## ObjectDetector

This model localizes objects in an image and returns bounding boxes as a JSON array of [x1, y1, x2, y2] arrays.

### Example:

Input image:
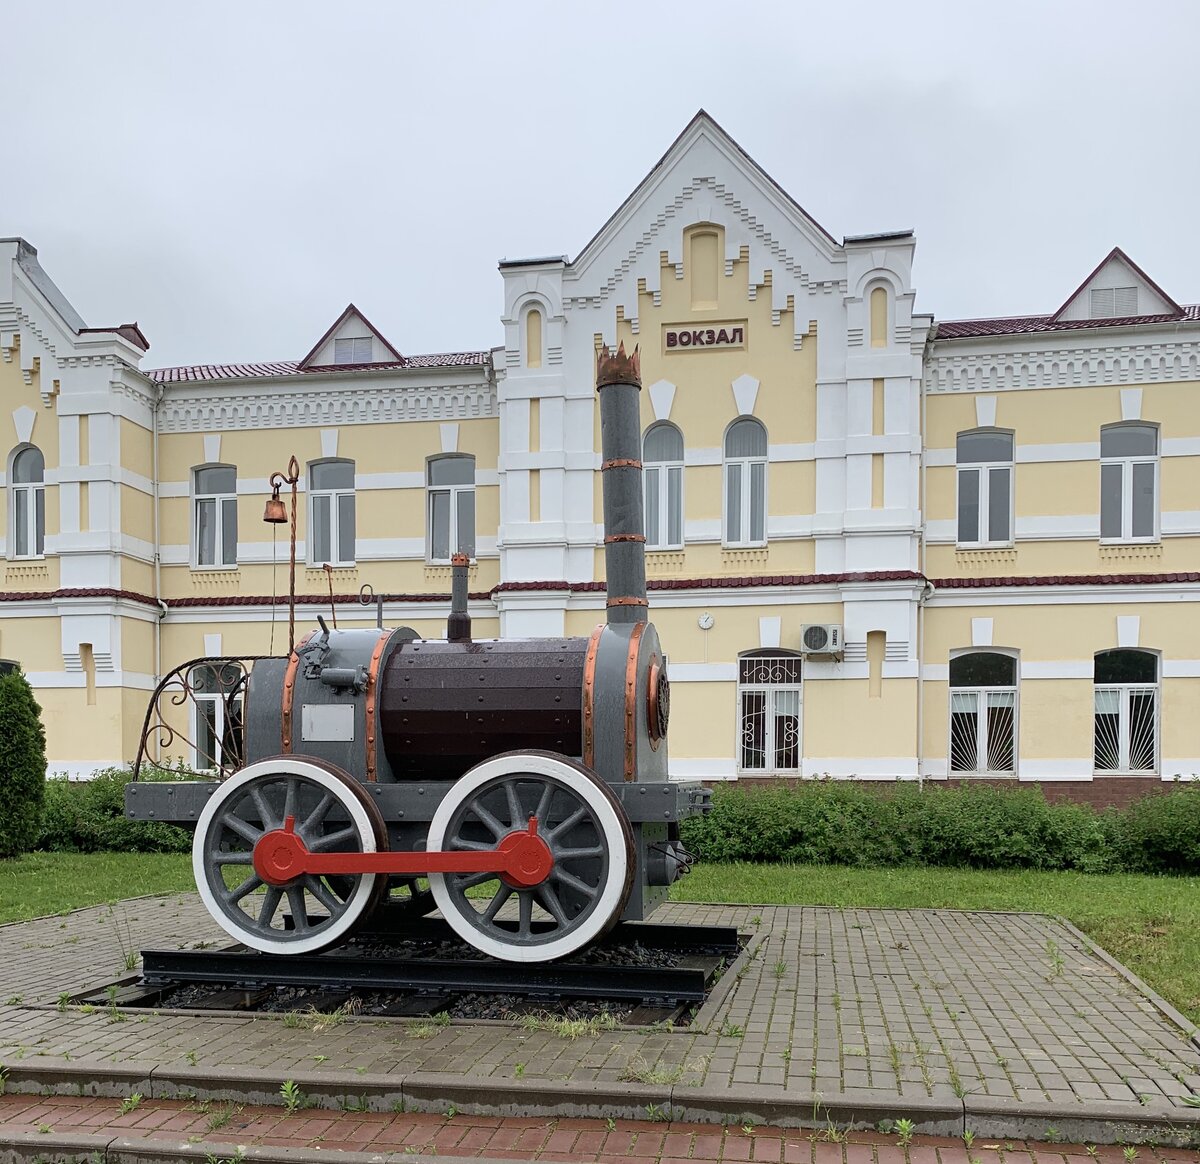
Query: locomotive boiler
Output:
[[127, 343, 709, 963]]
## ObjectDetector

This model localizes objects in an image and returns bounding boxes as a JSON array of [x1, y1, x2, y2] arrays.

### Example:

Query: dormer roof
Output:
[[1050, 246, 1184, 323], [298, 303, 404, 369]]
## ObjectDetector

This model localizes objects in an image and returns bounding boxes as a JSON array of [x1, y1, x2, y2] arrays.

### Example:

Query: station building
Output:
[[2, 112, 1198, 804]]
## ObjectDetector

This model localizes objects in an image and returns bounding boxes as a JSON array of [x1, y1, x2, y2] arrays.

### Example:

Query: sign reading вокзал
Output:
[[663, 321, 747, 352]]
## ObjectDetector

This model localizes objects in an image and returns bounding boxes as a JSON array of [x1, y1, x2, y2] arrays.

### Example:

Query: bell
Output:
[[263, 496, 287, 524]]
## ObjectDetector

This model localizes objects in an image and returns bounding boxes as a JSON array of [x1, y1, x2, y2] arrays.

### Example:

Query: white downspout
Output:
[[916, 329, 933, 788], [152, 382, 166, 759]]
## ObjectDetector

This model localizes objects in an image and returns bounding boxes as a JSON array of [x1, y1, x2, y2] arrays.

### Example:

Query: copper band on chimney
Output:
[[581, 623, 603, 769], [605, 534, 646, 544], [601, 458, 642, 471], [607, 597, 649, 608]]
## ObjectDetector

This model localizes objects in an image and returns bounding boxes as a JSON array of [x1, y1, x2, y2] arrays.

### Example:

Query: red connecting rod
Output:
[[252, 815, 554, 889]]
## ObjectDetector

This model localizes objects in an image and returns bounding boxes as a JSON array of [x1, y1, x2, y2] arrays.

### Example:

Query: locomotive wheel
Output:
[[192, 758, 386, 955], [427, 751, 634, 962]]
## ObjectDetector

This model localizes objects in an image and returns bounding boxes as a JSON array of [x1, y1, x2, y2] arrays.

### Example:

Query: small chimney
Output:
[[447, 552, 472, 642], [596, 342, 647, 625]]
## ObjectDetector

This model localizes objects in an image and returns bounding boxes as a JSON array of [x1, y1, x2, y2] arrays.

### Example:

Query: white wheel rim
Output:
[[428, 753, 630, 962], [192, 759, 379, 955]]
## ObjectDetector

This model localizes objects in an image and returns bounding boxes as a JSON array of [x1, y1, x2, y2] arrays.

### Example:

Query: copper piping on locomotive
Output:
[[596, 342, 648, 625], [447, 551, 471, 642]]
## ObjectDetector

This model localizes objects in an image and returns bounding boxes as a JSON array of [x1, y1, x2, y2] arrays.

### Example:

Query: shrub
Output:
[[0, 669, 47, 859], [37, 768, 191, 854], [1110, 784, 1200, 875]]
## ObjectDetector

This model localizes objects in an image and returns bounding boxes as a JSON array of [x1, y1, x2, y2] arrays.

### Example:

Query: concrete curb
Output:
[[964, 1094, 1200, 1149]]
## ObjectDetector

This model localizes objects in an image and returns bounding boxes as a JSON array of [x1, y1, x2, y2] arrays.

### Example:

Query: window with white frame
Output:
[[427, 454, 475, 561], [956, 430, 1013, 546], [8, 445, 45, 559], [737, 651, 802, 774], [308, 459, 356, 566], [949, 651, 1017, 775], [191, 662, 244, 771], [1090, 287, 1138, 318], [193, 464, 237, 568], [1094, 649, 1158, 774], [1100, 423, 1158, 542], [643, 422, 683, 550], [333, 336, 372, 364], [724, 417, 767, 546]]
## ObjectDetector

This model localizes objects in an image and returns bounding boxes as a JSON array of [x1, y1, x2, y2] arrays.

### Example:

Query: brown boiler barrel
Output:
[[378, 637, 588, 780]]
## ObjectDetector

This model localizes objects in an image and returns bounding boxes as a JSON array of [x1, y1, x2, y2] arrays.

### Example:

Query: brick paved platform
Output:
[[1, 895, 1199, 1151]]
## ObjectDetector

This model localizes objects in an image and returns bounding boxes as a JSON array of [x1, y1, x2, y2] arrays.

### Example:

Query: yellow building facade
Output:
[[2, 115, 1197, 805]]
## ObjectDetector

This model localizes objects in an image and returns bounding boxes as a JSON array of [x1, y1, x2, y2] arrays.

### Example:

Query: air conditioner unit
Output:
[[800, 623, 843, 656]]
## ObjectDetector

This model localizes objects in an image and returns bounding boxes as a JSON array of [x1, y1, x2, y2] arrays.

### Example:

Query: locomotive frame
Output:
[[126, 343, 710, 963]]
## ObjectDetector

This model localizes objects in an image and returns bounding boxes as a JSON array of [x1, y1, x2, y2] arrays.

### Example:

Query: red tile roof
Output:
[[935, 305, 1200, 340], [147, 351, 490, 383], [930, 571, 1200, 589]]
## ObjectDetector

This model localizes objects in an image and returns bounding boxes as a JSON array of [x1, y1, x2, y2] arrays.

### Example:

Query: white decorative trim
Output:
[[927, 332, 1200, 394], [1020, 660, 1094, 680], [669, 757, 737, 780], [159, 379, 497, 433], [1016, 759, 1095, 780], [974, 395, 996, 428], [12, 406, 35, 444], [320, 428, 339, 458], [801, 757, 919, 779], [1116, 615, 1140, 648], [922, 664, 950, 681], [971, 617, 993, 647], [667, 662, 738, 683], [731, 373, 760, 417], [647, 379, 676, 422], [203, 633, 222, 656], [758, 616, 781, 649], [1120, 388, 1142, 421], [202, 433, 221, 463], [439, 423, 459, 453], [1163, 660, 1200, 678]]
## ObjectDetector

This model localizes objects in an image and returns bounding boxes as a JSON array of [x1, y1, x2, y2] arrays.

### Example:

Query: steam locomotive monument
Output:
[[126, 344, 709, 964]]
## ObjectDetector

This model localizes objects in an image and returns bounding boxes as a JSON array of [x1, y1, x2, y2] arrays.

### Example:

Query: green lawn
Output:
[[3, 852, 1197, 1029], [0, 851, 194, 925], [673, 862, 1200, 1027]]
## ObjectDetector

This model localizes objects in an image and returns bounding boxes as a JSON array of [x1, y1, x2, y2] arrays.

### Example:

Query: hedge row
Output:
[[679, 780, 1200, 875]]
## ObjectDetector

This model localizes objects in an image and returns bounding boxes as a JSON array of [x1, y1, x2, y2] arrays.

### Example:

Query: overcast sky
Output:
[[7, 2, 1199, 369]]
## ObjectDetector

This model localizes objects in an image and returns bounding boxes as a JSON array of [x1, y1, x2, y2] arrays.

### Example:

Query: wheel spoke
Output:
[[553, 845, 604, 862], [223, 874, 262, 904], [471, 800, 508, 840], [299, 792, 335, 840], [309, 826, 357, 852], [453, 870, 500, 890], [212, 850, 254, 865], [249, 786, 278, 831], [481, 883, 513, 923], [517, 890, 533, 935], [286, 885, 309, 931], [534, 780, 555, 825], [548, 805, 587, 840], [306, 876, 341, 914], [257, 885, 283, 927], [504, 780, 523, 827], [447, 837, 497, 852], [220, 814, 262, 846], [536, 882, 569, 926], [283, 775, 297, 823], [553, 867, 599, 899]]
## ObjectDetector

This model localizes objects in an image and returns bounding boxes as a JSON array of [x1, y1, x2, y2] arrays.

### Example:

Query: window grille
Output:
[[737, 653, 802, 774]]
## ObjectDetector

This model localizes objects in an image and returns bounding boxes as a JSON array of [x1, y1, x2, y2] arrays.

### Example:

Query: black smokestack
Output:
[[447, 552, 471, 641], [596, 342, 647, 626]]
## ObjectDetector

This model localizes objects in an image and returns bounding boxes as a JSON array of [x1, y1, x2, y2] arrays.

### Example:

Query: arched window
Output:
[[869, 286, 889, 348], [9, 445, 45, 559], [193, 464, 237, 568], [1100, 423, 1158, 542], [427, 454, 475, 561], [949, 651, 1017, 774], [524, 308, 543, 369], [724, 417, 767, 547], [956, 430, 1013, 546], [308, 459, 355, 566], [737, 650, 802, 774], [643, 422, 683, 550], [1094, 649, 1158, 773], [191, 661, 244, 771]]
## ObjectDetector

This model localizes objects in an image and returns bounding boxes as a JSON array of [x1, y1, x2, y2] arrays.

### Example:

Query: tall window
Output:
[[644, 422, 683, 550], [724, 417, 767, 547], [956, 430, 1013, 546], [949, 651, 1017, 774], [1094, 649, 1158, 774], [8, 445, 45, 559], [1100, 423, 1158, 542], [193, 465, 237, 568], [192, 662, 244, 771], [428, 454, 475, 561], [737, 651, 801, 774], [309, 459, 355, 566]]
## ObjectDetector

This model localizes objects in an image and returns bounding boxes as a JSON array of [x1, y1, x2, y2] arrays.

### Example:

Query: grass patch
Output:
[[0, 851, 192, 925], [673, 862, 1200, 1026]]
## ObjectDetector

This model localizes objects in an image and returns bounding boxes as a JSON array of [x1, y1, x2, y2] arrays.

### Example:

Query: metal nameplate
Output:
[[301, 703, 355, 742]]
